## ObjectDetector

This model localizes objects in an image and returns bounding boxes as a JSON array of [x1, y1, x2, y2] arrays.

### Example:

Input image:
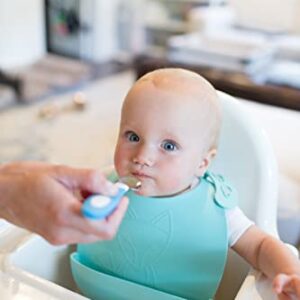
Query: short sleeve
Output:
[[225, 207, 255, 247]]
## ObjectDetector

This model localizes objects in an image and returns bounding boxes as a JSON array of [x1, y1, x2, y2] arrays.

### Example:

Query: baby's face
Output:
[[114, 81, 214, 197]]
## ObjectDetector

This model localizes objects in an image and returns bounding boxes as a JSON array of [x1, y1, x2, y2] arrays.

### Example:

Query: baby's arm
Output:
[[232, 225, 300, 299]]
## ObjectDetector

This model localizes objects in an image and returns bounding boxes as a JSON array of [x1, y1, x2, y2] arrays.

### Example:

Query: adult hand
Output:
[[0, 161, 129, 245]]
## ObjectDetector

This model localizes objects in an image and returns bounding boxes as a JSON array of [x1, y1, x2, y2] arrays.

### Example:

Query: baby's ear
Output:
[[195, 148, 217, 177]]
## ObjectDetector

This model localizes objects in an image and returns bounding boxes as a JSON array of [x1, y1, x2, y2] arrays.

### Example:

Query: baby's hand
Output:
[[273, 273, 300, 300]]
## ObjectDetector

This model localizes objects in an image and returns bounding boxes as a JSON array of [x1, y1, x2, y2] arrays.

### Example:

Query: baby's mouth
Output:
[[119, 176, 141, 191], [131, 171, 151, 179]]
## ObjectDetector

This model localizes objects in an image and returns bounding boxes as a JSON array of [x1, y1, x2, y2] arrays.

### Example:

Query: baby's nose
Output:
[[133, 146, 155, 167]]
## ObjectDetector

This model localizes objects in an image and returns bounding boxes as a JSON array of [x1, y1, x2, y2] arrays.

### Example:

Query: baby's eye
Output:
[[161, 140, 178, 151], [126, 131, 140, 142]]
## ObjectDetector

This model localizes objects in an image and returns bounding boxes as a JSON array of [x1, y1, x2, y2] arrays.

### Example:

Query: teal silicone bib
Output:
[[72, 172, 237, 300]]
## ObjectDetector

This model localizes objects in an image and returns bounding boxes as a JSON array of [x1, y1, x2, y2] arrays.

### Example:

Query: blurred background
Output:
[[0, 0, 300, 248], [1, 0, 300, 107]]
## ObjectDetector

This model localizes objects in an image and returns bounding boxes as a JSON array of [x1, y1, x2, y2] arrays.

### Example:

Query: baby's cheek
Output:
[[113, 155, 121, 172], [114, 156, 126, 176], [160, 174, 182, 191]]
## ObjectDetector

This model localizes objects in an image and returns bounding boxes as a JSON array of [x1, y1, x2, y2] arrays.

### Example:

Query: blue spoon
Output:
[[81, 176, 141, 220]]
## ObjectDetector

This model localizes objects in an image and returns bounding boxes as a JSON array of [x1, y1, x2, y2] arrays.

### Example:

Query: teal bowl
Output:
[[70, 252, 183, 300]]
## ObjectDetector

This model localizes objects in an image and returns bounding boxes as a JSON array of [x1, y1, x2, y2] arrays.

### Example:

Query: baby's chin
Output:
[[134, 187, 156, 197], [133, 185, 163, 197]]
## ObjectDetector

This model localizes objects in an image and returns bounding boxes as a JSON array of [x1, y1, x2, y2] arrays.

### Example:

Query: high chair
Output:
[[212, 91, 279, 300], [0, 91, 291, 300]]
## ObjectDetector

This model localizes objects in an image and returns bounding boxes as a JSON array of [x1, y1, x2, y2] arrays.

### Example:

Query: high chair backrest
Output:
[[210, 92, 279, 299], [211, 91, 278, 232]]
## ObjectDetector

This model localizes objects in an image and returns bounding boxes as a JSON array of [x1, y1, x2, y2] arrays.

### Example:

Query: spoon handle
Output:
[[81, 182, 129, 220]]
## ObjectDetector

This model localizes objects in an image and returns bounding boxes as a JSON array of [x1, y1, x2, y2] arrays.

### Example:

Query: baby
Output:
[[77, 69, 300, 299]]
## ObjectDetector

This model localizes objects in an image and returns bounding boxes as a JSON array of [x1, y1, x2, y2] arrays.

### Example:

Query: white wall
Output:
[[229, 0, 300, 33], [84, 0, 145, 62], [0, 0, 45, 69], [87, 0, 119, 62]]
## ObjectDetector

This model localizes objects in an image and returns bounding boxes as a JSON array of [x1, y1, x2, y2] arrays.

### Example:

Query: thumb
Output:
[[51, 166, 118, 196]]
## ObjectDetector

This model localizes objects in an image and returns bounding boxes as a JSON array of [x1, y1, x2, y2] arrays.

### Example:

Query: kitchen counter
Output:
[[0, 71, 134, 168]]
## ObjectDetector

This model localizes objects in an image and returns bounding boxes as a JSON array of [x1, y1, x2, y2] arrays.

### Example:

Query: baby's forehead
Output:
[[124, 77, 217, 130], [122, 69, 221, 149]]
